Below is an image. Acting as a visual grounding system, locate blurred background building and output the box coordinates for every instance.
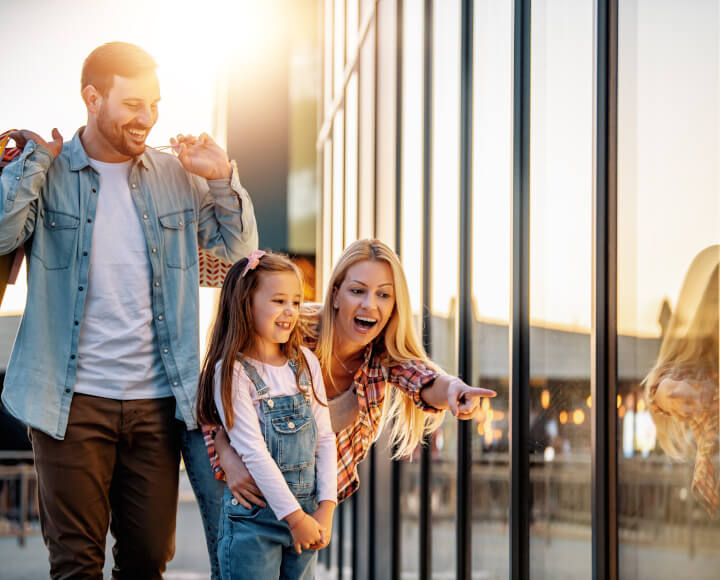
[2,1,720,579]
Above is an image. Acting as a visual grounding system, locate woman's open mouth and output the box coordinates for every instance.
[354,316,378,333]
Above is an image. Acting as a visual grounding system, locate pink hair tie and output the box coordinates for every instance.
[241,249,266,277]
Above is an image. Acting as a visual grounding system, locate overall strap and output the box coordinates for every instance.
[288,354,312,397]
[240,359,270,396]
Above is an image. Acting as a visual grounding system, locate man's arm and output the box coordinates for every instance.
[174,133,258,261]
[0,130,63,254]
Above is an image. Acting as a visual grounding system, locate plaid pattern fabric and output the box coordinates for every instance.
[650,368,719,516]
[203,307,440,501]
[688,377,720,516]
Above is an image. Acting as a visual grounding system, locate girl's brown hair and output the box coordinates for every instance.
[196,251,322,429]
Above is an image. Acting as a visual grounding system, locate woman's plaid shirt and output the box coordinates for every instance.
[202,308,440,501]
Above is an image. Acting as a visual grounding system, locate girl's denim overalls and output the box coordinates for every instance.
[218,358,319,580]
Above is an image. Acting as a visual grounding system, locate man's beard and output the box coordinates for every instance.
[97,108,149,158]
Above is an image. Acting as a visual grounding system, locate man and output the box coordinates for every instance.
[0,42,257,579]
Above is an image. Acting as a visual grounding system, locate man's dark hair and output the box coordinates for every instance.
[81,42,157,95]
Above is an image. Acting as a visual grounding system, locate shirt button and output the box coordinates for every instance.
[267,400,275,408]
[163,348,169,354]
[178,221,184,226]
[154,282,160,287]
[287,421,295,429]
[151,248,157,253]
[74,320,79,326]
[50,222,56,227]
[16,176,20,181]
[143,214,148,220]
[131,184,137,189]
[173,381,179,387]
[87,218,92,223]
[70,354,76,360]
[65,388,71,394]
[83,251,88,257]
[231,498,238,506]
[78,286,84,291]
[91,188,97,193]
[158,315,163,321]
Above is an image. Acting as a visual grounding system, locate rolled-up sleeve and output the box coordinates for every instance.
[195,160,258,263]
[387,360,441,413]
[0,141,52,253]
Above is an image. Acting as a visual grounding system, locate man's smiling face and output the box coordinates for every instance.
[95,72,160,159]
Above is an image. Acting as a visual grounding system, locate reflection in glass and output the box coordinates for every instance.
[644,247,719,514]
[471,1,512,577]
[618,2,720,577]
[529,0,593,576]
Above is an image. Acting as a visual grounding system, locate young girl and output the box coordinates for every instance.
[196,250,337,580]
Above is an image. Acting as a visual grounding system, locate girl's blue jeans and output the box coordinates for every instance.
[218,488,317,579]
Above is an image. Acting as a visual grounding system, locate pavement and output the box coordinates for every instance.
[0,471,335,580]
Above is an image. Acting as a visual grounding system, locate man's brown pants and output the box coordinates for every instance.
[30,394,181,580]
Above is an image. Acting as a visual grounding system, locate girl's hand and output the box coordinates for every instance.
[286,510,326,554]
[447,378,496,420]
[214,429,266,509]
[308,501,336,550]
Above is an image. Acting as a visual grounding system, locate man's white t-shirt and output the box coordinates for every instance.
[74,158,169,400]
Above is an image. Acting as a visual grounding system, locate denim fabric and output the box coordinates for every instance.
[180,426,225,580]
[0,130,258,438]
[218,359,318,580]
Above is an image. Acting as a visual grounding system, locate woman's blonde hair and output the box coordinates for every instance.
[315,239,445,457]
[644,245,719,458]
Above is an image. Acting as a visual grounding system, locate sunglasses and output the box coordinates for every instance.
[0,130,22,164]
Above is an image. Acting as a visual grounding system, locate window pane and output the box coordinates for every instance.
[617,1,720,577]
[529,0,593,576]
[471,1,513,578]
[344,0,359,246]
[430,1,460,578]
[399,2,425,577]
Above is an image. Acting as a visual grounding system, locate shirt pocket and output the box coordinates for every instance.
[158,208,198,269]
[34,209,80,270]
[270,413,316,472]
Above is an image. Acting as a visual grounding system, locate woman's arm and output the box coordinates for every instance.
[213,429,265,509]
[387,359,496,419]
[419,374,496,419]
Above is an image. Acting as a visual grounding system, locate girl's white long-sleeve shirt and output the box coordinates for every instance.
[214,346,337,520]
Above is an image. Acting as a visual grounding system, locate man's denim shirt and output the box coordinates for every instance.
[0,129,258,439]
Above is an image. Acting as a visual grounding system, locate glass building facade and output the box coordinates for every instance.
[316,1,720,579]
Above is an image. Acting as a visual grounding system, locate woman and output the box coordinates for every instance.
[206,239,496,508]
[644,244,719,515]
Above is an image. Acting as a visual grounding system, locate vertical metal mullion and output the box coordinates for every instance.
[392,0,404,578]
[420,1,434,579]
[368,448,376,580]
[338,500,345,580]
[510,0,531,579]
[352,493,359,579]
[457,0,473,578]
[592,0,618,579]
